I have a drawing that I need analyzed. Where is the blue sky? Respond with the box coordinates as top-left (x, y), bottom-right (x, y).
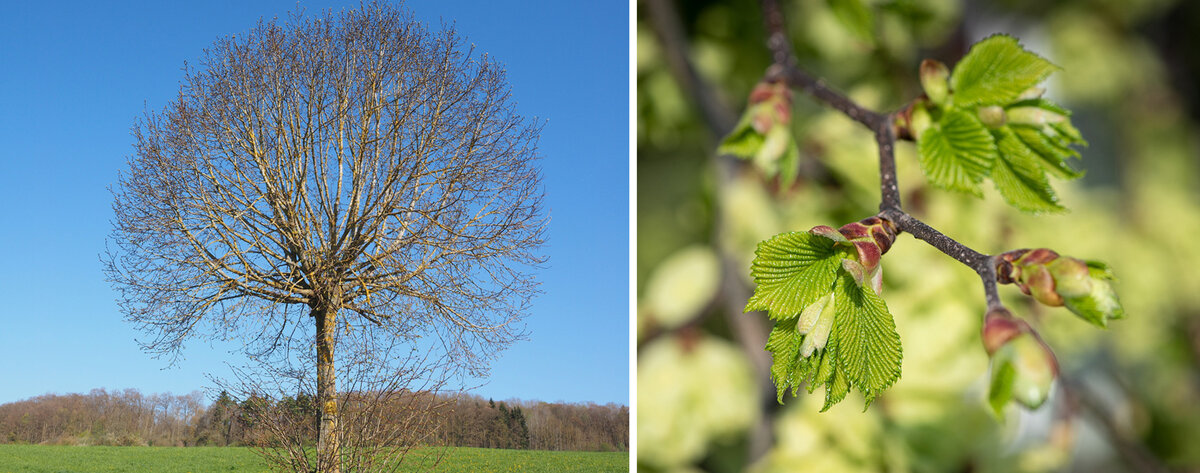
top-left (0, 1), bottom-right (627, 406)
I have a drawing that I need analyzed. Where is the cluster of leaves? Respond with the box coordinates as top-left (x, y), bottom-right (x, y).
top-left (910, 34), bottom-right (1087, 213)
top-left (735, 35), bottom-right (1117, 413)
top-left (746, 229), bottom-right (901, 410)
top-left (718, 80), bottom-right (801, 188)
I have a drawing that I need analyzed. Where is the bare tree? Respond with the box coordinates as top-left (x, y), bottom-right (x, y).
top-left (105, 3), bottom-right (545, 471)
top-left (217, 320), bottom-right (457, 472)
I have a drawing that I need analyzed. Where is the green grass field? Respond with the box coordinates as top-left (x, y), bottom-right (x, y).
top-left (0, 444), bottom-right (628, 473)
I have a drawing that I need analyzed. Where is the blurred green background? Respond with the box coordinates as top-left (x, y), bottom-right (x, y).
top-left (636, 0), bottom-right (1200, 471)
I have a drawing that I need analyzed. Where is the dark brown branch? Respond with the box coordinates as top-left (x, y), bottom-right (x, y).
top-left (778, 68), bottom-right (886, 130)
top-left (878, 209), bottom-right (1002, 310)
top-left (760, 0), bottom-right (884, 129)
top-left (760, 0), bottom-right (896, 206)
top-left (875, 119), bottom-right (902, 211)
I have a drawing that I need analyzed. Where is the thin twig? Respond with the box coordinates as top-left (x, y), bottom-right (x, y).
top-left (759, 0), bottom-right (884, 129)
top-left (878, 209), bottom-right (1001, 309)
top-left (875, 118), bottom-right (902, 211)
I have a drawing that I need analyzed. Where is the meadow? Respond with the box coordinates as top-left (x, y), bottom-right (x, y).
top-left (0, 444), bottom-right (629, 473)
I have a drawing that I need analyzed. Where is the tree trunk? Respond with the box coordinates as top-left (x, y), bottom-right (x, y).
top-left (315, 305), bottom-right (340, 473)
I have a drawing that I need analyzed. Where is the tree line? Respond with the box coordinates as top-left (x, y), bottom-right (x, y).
top-left (0, 389), bottom-right (627, 452)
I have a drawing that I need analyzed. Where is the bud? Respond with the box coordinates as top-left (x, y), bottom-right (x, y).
top-left (919, 59), bottom-right (950, 106)
top-left (1017, 86), bottom-right (1045, 101)
top-left (747, 80), bottom-right (793, 134)
top-left (981, 307), bottom-right (1023, 355)
top-left (718, 78), bottom-right (797, 181)
top-left (799, 292), bottom-right (836, 357)
top-left (833, 217), bottom-right (898, 294)
top-left (978, 105), bottom-right (1006, 129)
top-left (808, 225), bottom-right (847, 243)
top-left (1001, 330), bottom-right (1059, 409)
top-left (910, 102), bottom-right (932, 139)
top-left (837, 216), bottom-right (898, 271)
top-left (998, 249), bottom-right (1125, 327)
top-left (755, 125), bottom-right (791, 169)
top-left (797, 292), bottom-right (832, 335)
top-left (806, 219), bottom-right (899, 294)
top-left (982, 307), bottom-right (1059, 414)
top-left (1006, 106), bottom-right (1065, 126)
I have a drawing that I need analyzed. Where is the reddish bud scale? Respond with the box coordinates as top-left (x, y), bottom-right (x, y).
top-left (981, 307), bottom-right (1025, 355)
top-left (1024, 264), bottom-right (1062, 306)
top-left (747, 80), bottom-right (793, 135)
top-left (997, 248), bottom-right (1029, 264)
top-left (982, 308), bottom-right (1060, 373)
top-left (999, 248), bottom-right (1096, 307)
top-left (838, 222), bottom-right (871, 240)
top-left (1017, 248), bottom-right (1060, 266)
top-left (838, 217), bottom-right (898, 251)
top-left (831, 217), bottom-right (900, 273)
top-left (865, 217), bottom-right (898, 254)
top-left (851, 241), bottom-right (882, 271)
top-left (996, 259), bottom-right (1017, 285)
top-left (774, 100), bottom-right (792, 125)
top-left (808, 225), bottom-right (846, 242)
top-left (747, 82), bottom-right (776, 104)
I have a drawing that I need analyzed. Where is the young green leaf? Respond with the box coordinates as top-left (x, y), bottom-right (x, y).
top-left (832, 272), bottom-right (903, 407)
top-left (991, 128), bottom-right (1066, 213)
top-left (745, 231), bottom-right (844, 320)
top-left (1012, 127), bottom-right (1084, 180)
top-left (765, 315), bottom-right (840, 403)
top-left (758, 266), bottom-right (902, 410)
top-left (987, 359), bottom-right (1017, 417)
top-left (917, 109), bottom-right (998, 195)
top-left (822, 363), bottom-right (851, 412)
top-left (1062, 261), bottom-right (1125, 327)
top-left (765, 318), bottom-right (804, 401)
top-left (719, 79), bottom-right (800, 188)
top-left (776, 134), bottom-right (801, 189)
top-left (950, 35), bottom-right (1058, 107)
top-left (752, 227), bottom-right (903, 410)
top-left (717, 114), bottom-right (767, 158)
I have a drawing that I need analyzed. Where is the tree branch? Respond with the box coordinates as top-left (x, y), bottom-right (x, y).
top-left (752, 3), bottom-right (1174, 470)
top-left (759, 0), bottom-right (884, 129)
top-left (878, 209), bottom-right (1002, 309)
top-left (759, 0), bottom-right (999, 311)
top-left (875, 120), bottom-right (902, 211)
